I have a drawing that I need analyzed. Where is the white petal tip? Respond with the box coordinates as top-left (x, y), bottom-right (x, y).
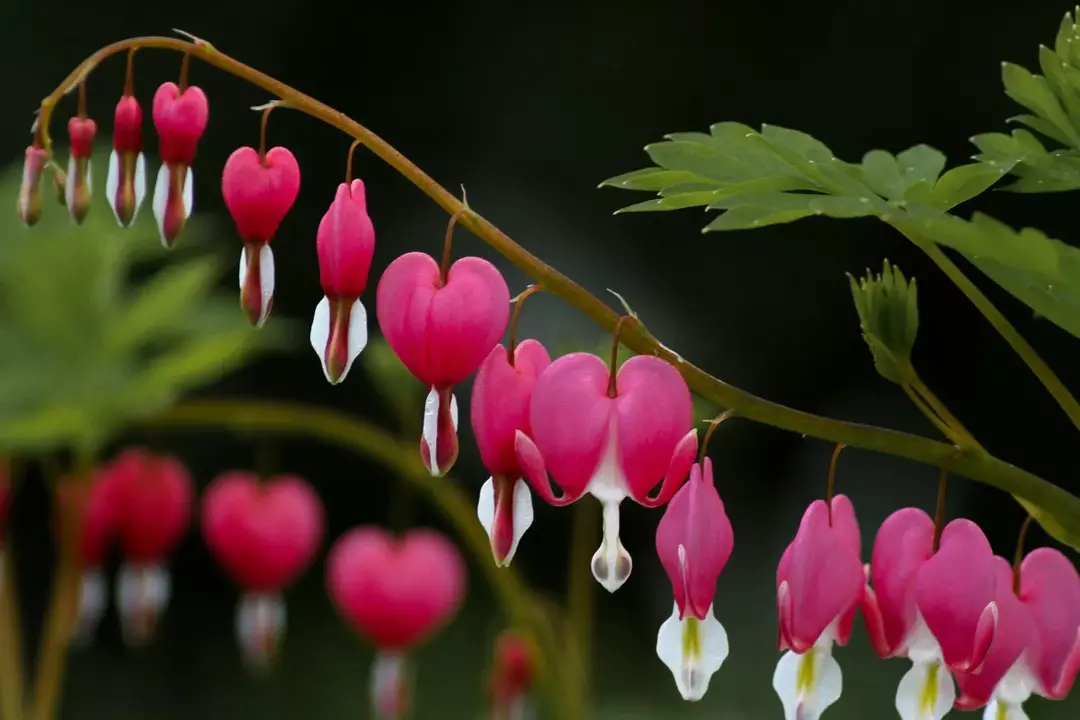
top-left (236, 593), bottom-right (285, 669)
top-left (657, 603), bottom-right (729, 702)
top-left (478, 477), bottom-right (535, 567)
top-left (895, 661), bottom-right (956, 720)
top-left (116, 563), bottom-right (171, 647)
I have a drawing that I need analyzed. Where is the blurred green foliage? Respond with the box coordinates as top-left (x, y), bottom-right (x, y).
top-left (0, 148), bottom-right (289, 456)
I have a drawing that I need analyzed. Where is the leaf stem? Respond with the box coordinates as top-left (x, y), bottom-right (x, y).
top-left (563, 500), bottom-right (597, 719)
top-left (145, 399), bottom-right (581, 719)
top-left (35, 37), bottom-right (1080, 532)
top-left (0, 543), bottom-right (24, 720)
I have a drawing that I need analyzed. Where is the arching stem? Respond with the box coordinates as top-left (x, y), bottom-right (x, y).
top-left (607, 316), bottom-right (638, 398)
top-left (508, 285), bottom-right (544, 366)
top-left (440, 209), bottom-right (467, 286)
top-left (1012, 514), bottom-right (1034, 594)
top-left (825, 443), bottom-right (846, 525)
top-left (931, 467), bottom-right (949, 553)
top-left (345, 139), bottom-right (363, 183)
top-left (699, 409), bottom-right (736, 463)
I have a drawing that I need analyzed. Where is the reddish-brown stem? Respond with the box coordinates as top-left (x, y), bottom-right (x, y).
top-left (825, 443), bottom-right (846, 524)
top-left (178, 51), bottom-right (191, 92)
top-left (345, 139), bottom-right (363, 183)
top-left (508, 285), bottom-right (544, 366)
top-left (30, 36), bottom-right (1080, 532)
top-left (258, 103), bottom-right (277, 165)
top-left (607, 316), bottom-right (637, 398)
top-left (440, 209), bottom-right (466, 285)
top-left (1012, 514), bottom-right (1034, 594)
top-left (76, 79), bottom-right (86, 120)
top-left (122, 48), bottom-right (137, 96)
top-left (699, 409), bottom-right (736, 463)
top-left (931, 467), bottom-right (949, 553)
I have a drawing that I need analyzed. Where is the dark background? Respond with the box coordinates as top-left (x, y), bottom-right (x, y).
top-left (4, 0), bottom-right (1080, 717)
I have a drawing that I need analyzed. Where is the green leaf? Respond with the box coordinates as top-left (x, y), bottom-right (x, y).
top-left (930, 163), bottom-right (1011, 210)
top-left (702, 201), bottom-right (816, 232)
top-left (895, 145), bottom-right (947, 188)
top-left (1016, 496), bottom-right (1080, 552)
top-left (1002, 61), bottom-right (1080, 148)
top-left (1010, 114), bottom-right (1074, 146)
top-left (1039, 45), bottom-right (1080, 124)
top-left (860, 150), bottom-right (906, 200)
top-left (598, 168), bottom-right (718, 191)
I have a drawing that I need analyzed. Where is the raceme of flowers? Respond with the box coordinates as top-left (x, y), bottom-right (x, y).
top-left (15, 48), bottom-right (1080, 720)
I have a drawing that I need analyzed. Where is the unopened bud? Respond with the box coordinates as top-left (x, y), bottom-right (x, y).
top-left (66, 117), bottom-right (97, 224)
top-left (17, 145), bottom-right (49, 227)
top-left (51, 165), bottom-right (68, 207)
top-left (848, 259), bottom-right (919, 384)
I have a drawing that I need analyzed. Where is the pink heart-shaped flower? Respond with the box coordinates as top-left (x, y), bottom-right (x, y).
top-left (317, 179), bottom-right (375, 299)
top-left (327, 526), bottom-right (466, 650)
top-left (103, 448), bottom-right (193, 565)
top-left (152, 82), bottom-right (209, 166)
top-left (221, 146), bottom-right (301, 244)
top-left (201, 471), bottom-right (324, 593)
top-left (1018, 547), bottom-right (1080, 699)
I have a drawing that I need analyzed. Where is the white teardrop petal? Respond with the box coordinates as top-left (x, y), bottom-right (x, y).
top-left (895, 660), bottom-right (955, 720)
top-left (255, 244), bottom-right (274, 327)
top-left (106, 150), bottom-right (121, 226)
top-left (505, 478), bottom-right (534, 565)
top-left (182, 166), bottom-right (194, 218)
top-left (371, 651), bottom-right (409, 720)
top-left (422, 387), bottom-right (440, 476)
top-left (236, 593), bottom-right (285, 668)
top-left (238, 246), bottom-right (248, 290)
top-left (983, 700), bottom-right (1028, 720)
top-left (151, 164), bottom-right (169, 247)
top-left (449, 392), bottom-right (459, 430)
top-left (132, 152), bottom-right (147, 222)
top-left (590, 498), bottom-right (631, 593)
top-left (772, 645), bottom-right (844, 720)
top-left (656, 602), bottom-right (729, 701)
top-left (309, 296), bottom-right (332, 382)
top-left (116, 563), bottom-right (171, 647)
top-left (340, 297), bottom-right (368, 381)
top-left (72, 568), bottom-right (108, 647)
top-left (86, 159), bottom-right (93, 197)
top-left (64, 154), bottom-right (76, 217)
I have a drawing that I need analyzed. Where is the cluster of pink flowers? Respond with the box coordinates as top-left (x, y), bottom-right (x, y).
top-left (15, 45), bottom-right (1080, 720)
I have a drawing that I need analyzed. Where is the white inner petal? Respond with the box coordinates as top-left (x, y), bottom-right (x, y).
top-left (895, 659), bottom-right (955, 720)
top-left (106, 150), bottom-right (121, 226)
top-left (151, 163), bottom-right (169, 247)
top-left (72, 568), bottom-right (108, 647)
top-left (116, 563), bottom-right (171, 647)
top-left (182, 166), bottom-right (194, 218)
top-left (239, 246), bottom-right (248, 290)
top-left (656, 601), bottom-right (729, 702)
top-left (772, 636), bottom-right (843, 720)
top-left (236, 593), bottom-right (285, 668)
top-left (309, 296), bottom-right (332, 382)
top-left (422, 386), bottom-right (440, 476)
top-left (371, 651), bottom-right (409, 720)
top-left (586, 421), bottom-right (631, 593)
top-left (339, 297), bottom-right (368, 381)
top-left (983, 699), bottom-right (1029, 720)
top-left (477, 477), bottom-right (535, 567)
top-left (256, 244), bottom-right (275, 327)
top-left (133, 152), bottom-right (147, 223)
top-left (449, 392), bottom-right (459, 430)
top-left (905, 611), bottom-right (945, 665)
top-left (64, 154), bottom-right (76, 215)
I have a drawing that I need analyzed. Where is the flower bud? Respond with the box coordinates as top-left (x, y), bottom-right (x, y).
top-left (848, 260), bottom-right (918, 384)
top-left (65, 116), bottom-right (98, 223)
top-left (17, 144), bottom-right (48, 227)
top-left (106, 95), bottom-right (147, 228)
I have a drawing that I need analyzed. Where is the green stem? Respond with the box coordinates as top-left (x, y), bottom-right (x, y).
top-left (0, 547), bottom-right (24, 720)
top-left (897, 226), bottom-right (1080, 433)
top-left (563, 500), bottom-right (598, 719)
top-left (901, 383), bottom-right (966, 447)
top-left (145, 399), bottom-right (579, 719)
top-left (36, 38), bottom-right (1080, 530)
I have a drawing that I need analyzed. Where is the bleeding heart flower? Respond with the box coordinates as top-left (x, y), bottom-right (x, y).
top-left (376, 251), bottom-right (510, 476)
top-left (514, 352), bottom-right (697, 592)
top-left (472, 339), bottom-right (551, 566)
top-left (201, 471), bottom-right (324, 668)
top-left (65, 115), bottom-right (97, 223)
top-left (954, 556), bottom-right (1036, 718)
top-left (106, 94), bottom-right (147, 228)
top-left (327, 526), bottom-right (466, 720)
top-left (55, 472), bottom-right (119, 646)
top-left (862, 511), bottom-right (999, 720)
top-left (17, 143), bottom-right (48, 227)
top-left (103, 448), bottom-right (193, 647)
top-left (310, 179), bottom-right (375, 383)
top-left (1017, 547), bottom-right (1080, 702)
top-left (151, 81), bottom-right (208, 247)
top-left (489, 630), bottom-right (535, 720)
top-left (221, 144), bottom-right (301, 327)
top-left (771, 495), bottom-right (863, 720)
top-left (654, 458), bottom-right (734, 701)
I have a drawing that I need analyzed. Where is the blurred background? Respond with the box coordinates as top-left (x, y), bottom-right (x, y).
top-left (3, 0), bottom-right (1080, 717)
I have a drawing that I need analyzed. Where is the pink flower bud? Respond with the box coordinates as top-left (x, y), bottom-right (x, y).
top-left (310, 179), bottom-right (375, 383)
top-left (489, 631), bottom-right (535, 719)
top-left (201, 471), bottom-right (324, 668)
top-left (221, 146), bottom-right (301, 327)
top-left (151, 82), bottom-right (208, 247)
top-left (514, 352), bottom-right (697, 593)
top-left (102, 448), bottom-right (193, 647)
top-left (65, 116), bottom-right (97, 223)
top-left (106, 95), bottom-right (147, 228)
top-left (376, 252), bottom-right (510, 476)
top-left (471, 340), bottom-right (550, 566)
top-left (17, 144), bottom-right (48, 227)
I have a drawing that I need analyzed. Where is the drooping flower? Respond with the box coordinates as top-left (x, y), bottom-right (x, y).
top-left (55, 472), bottom-right (119, 646)
top-left (65, 114), bottom-right (97, 223)
top-left (221, 144), bottom-right (301, 326)
top-left (310, 179), bottom-right (375, 383)
top-left (953, 556), bottom-right (1036, 719)
top-left (327, 526), bottom-right (466, 720)
top-left (772, 495), bottom-right (863, 720)
top-left (201, 471), bottom-right (324, 668)
top-left (104, 448), bottom-right (193, 646)
top-left (151, 81), bottom-right (208, 247)
top-left (654, 458), bottom-right (734, 701)
top-left (1016, 548), bottom-right (1080, 702)
top-left (489, 630), bottom-right (535, 720)
top-left (376, 251), bottom-right (510, 476)
top-left (106, 94), bottom-right (147, 227)
top-left (514, 352), bottom-right (698, 592)
top-left (17, 142), bottom-right (48, 227)
top-left (862, 511), bottom-right (999, 720)
top-left (472, 339), bottom-right (551, 566)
